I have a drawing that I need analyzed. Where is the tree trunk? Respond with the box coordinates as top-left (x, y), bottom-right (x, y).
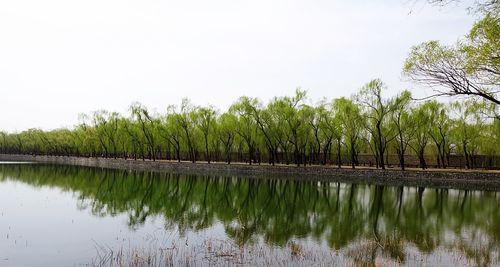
top-left (350, 142), bottom-right (356, 169)
top-left (463, 142), bottom-right (470, 169)
top-left (376, 122), bottom-right (385, 170)
top-left (205, 137), bottom-right (210, 164)
top-left (337, 139), bottom-right (342, 169)
top-left (418, 149), bottom-right (427, 169)
top-left (397, 148), bottom-right (405, 171)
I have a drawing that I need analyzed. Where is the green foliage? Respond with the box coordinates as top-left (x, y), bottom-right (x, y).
top-left (356, 79), bottom-right (399, 169)
top-left (390, 90), bottom-right (415, 170)
top-left (403, 5), bottom-right (499, 105)
top-left (0, 81), bottom-right (497, 169)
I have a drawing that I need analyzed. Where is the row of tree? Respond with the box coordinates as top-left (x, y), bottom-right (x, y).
top-left (1, 79), bottom-right (498, 170)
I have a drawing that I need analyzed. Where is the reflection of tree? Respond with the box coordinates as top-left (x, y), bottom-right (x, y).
top-left (0, 164), bottom-right (498, 264)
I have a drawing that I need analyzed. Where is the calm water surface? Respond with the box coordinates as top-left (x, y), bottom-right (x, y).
top-left (0, 163), bottom-right (498, 266)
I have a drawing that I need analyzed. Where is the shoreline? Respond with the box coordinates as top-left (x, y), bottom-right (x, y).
top-left (1, 154), bottom-right (499, 191)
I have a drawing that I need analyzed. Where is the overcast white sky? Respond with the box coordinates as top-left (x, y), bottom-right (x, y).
top-left (0, 0), bottom-right (475, 132)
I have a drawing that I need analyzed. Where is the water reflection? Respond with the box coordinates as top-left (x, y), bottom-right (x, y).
top-left (0, 164), bottom-right (498, 265)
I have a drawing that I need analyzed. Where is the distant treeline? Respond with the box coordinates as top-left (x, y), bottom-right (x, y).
top-left (1, 79), bottom-right (498, 170)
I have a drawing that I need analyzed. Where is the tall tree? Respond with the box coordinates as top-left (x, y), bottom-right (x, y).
top-left (230, 97), bottom-right (259, 165)
top-left (195, 106), bottom-right (217, 163)
top-left (390, 90), bottom-right (415, 170)
top-left (217, 113), bottom-right (238, 164)
top-left (130, 103), bottom-right (158, 161)
top-left (451, 99), bottom-right (487, 169)
top-left (356, 79), bottom-right (396, 169)
top-left (427, 101), bottom-right (452, 168)
top-left (408, 103), bottom-right (433, 169)
top-left (334, 97), bottom-right (363, 169)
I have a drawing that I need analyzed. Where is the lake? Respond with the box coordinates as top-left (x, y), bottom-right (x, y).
top-left (0, 163), bottom-right (498, 266)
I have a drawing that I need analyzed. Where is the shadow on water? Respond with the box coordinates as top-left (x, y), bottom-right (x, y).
top-left (0, 163), bottom-right (498, 266)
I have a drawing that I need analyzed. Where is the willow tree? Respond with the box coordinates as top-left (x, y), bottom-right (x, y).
top-left (162, 109), bottom-right (184, 162)
top-left (75, 114), bottom-right (98, 157)
top-left (130, 103), bottom-right (159, 161)
top-left (260, 105), bottom-right (282, 165)
top-left (195, 106), bottom-right (217, 163)
top-left (92, 111), bottom-right (110, 158)
top-left (0, 131), bottom-right (6, 153)
top-left (269, 89), bottom-right (310, 166)
top-left (173, 99), bottom-right (198, 163)
top-left (356, 79), bottom-right (397, 169)
top-left (317, 102), bottom-right (342, 166)
top-left (334, 97), bottom-right (363, 168)
top-left (235, 96), bottom-right (279, 165)
top-left (92, 110), bottom-right (121, 158)
top-left (22, 128), bottom-right (44, 155)
top-left (266, 98), bottom-right (293, 164)
top-left (403, 5), bottom-right (499, 106)
top-left (479, 116), bottom-right (500, 168)
top-left (122, 118), bottom-right (144, 160)
top-left (451, 100), bottom-right (488, 169)
top-left (230, 97), bottom-right (259, 165)
top-left (217, 112), bottom-right (238, 164)
top-left (426, 101), bottom-right (452, 168)
top-left (69, 127), bottom-right (85, 157)
top-left (390, 90), bottom-right (414, 170)
top-left (409, 102), bottom-right (434, 169)
top-left (305, 102), bottom-right (336, 166)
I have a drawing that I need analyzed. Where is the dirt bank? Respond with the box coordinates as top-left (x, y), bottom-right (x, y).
top-left (1, 154), bottom-right (499, 191)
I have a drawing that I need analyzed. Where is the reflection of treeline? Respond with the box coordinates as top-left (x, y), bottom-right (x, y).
top-left (0, 82), bottom-right (498, 170)
top-left (0, 164), bottom-right (498, 259)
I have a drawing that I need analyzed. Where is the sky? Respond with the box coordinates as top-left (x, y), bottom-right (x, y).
top-left (0, 0), bottom-right (476, 132)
